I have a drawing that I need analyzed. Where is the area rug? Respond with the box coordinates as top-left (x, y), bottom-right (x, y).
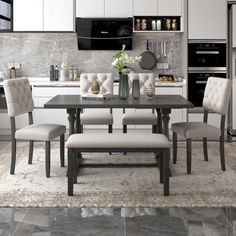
top-left (0, 141), bottom-right (236, 208)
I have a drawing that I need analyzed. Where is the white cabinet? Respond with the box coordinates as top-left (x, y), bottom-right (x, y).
top-left (13, 0), bottom-right (43, 31)
top-left (14, 0), bottom-right (74, 32)
top-left (44, 0), bottom-right (74, 31)
top-left (157, 0), bottom-right (182, 16)
top-left (188, 0), bottom-right (227, 39)
top-left (105, 0), bottom-right (133, 17)
top-left (133, 0), bottom-right (157, 16)
top-left (233, 5), bottom-right (236, 48)
top-left (76, 0), bottom-right (104, 17)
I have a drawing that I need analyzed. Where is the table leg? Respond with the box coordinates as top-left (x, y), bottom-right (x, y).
top-left (75, 108), bottom-right (82, 134)
top-left (156, 108), bottom-right (163, 134)
top-left (67, 108), bottom-right (76, 136)
top-left (162, 108), bottom-right (171, 139)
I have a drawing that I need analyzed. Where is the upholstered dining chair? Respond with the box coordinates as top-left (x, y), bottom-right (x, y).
top-left (172, 77), bottom-right (232, 174)
top-left (122, 73), bottom-right (158, 134)
top-left (3, 78), bottom-right (66, 177)
top-left (80, 73), bottom-right (114, 133)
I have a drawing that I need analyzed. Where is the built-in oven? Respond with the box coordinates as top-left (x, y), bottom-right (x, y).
top-left (188, 71), bottom-right (227, 107)
top-left (188, 41), bottom-right (226, 69)
top-left (188, 40), bottom-right (227, 108)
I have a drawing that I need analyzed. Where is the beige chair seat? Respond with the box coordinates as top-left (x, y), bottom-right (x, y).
top-left (66, 133), bottom-right (170, 149)
top-left (172, 122), bottom-right (221, 139)
top-left (122, 112), bottom-right (157, 125)
top-left (15, 124), bottom-right (66, 141)
top-left (81, 112), bottom-right (113, 125)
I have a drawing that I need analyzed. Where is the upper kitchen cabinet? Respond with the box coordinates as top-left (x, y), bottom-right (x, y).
top-left (44, 0), bottom-right (74, 31)
top-left (233, 5), bottom-right (236, 48)
top-left (157, 0), bottom-right (182, 16)
top-left (188, 0), bottom-right (227, 40)
top-left (104, 0), bottom-right (133, 17)
top-left (133, 0), bottom-right (158, 16)
top-left (76, 0), bottom-right (104, 17)
top-left (13, 0), bottom-right (74, 32)
top-left (133, 0), bottom-right (182, 16)
top-left (13, 0), bottom-right (43, 31)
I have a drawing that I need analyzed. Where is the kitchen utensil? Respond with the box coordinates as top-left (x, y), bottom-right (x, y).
top-left (139, 40), bottom-right (158, 70)
top-left (162, 41), bottom-right (167, 57)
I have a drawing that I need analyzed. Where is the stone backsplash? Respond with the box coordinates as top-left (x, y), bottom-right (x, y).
top-left (0, 33), bottom-right (182, 79)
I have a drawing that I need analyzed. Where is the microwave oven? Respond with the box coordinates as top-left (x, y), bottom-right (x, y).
top-left (76, 18), bottom-right (133, 50)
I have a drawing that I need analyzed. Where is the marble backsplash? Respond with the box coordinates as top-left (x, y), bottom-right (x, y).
top-left (0, 33), bottom-right (182, 79)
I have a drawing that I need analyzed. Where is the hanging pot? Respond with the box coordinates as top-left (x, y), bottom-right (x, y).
top-left (139, 40), bottom-right (158, 70)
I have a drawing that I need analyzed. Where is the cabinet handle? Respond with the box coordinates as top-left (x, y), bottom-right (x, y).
top-left (235, 59), bottom-right (236, 76)
top-left (196, 51), bottom-right (219, 55)
top-left (196, 81), bottom-right (207, 84)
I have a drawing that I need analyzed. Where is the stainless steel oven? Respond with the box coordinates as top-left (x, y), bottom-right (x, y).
top-left (188, 40), bottom-right (227, 108)
top-left (188, 41), bottom-right (226, 69)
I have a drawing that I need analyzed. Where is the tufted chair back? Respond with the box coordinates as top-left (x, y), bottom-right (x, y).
top-left (80, 73), bottom-right (114, 95)
top-left (203, 77), bottom-right (232, 115)
top-left (3, 78), bottom-right (34, 117)
top-left (128, 73), bottom-right (154, 95)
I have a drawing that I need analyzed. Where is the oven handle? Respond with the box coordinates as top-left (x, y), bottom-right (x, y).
top-left (196, 51), bottom-right (220, 55)
top-left (196, 81), bottom-right (207, 84)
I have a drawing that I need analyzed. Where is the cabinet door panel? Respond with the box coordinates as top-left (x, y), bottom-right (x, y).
top-left (76, 0), bottom-right (104, 17)
top-left (233, 5), bottom-right (236, 48)
top-left (188, 0), bottom-right (227, 39)
top-left (44, 0), bottom-right (74, 31)
top-left (13, 0), bottom-right (43, 31)
top-left (105, 0), bottom-right (133, 17)
top-left (133, 0), bottom-right (157, 16)
top-left (157, 0), bottom-right (182, 16)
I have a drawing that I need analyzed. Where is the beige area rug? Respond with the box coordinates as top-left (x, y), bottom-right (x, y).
top-left (0, 141), bottom-right (236, 207)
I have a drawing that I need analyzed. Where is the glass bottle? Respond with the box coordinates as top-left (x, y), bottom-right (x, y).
top-left (156, 20), bottom-right (162, 31)
top-left (165, 19), bottom-right (171, 30)
top-left (141, 19), bottom-right (147, 30)
top-left (172, 19), bottom-right (177, 30)
top-left (135, 19), bottom-right (141, 30)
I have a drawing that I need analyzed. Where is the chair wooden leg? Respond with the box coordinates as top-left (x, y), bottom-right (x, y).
top-left (60, 135), bottom-right (65, 167)
top-left (159, 151), bottom-right (163, 184)
top-left (163, 149), bottom-right (170, 196)
top-left (123, 125), bottom-right (127, 155)
top-left (45, 141), bottom-right (50, 178)
top-left (173, 132), bottom-right (177, 164)
top-left (108, 125), bottom-right (112, 155)
top-left (68, 148), bottom-right (74, 196)
top-left (187, 139), bottom-right (192, 174)
top-left (203, 138), bottom-right (208, 162)
top-left (220, 137), bottom-right (226, 171)
top-left (152, 125), bottom-right (157, 133)
top-left (28, 141), bottom-right (34, 164)
top-left (10, 139), bottom-right (16, 175)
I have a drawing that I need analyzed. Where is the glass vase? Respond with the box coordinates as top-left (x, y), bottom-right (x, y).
top-left (118, 74), bottom-right (129, 99)
top-left (132, 79), bottom-right (140, 99)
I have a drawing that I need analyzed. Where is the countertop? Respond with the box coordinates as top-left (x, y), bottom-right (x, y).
top-left (0, 77), bottom-right (186, 87)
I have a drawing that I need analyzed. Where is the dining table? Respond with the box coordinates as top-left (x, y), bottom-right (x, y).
top-left (44, 94), bottom-right (194, 138)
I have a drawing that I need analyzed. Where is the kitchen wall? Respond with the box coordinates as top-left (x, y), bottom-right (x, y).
top-left (0, 33), bottom-right (182, 79)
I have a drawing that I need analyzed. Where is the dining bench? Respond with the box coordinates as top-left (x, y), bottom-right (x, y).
top-left (66, 133), bottom-right (171, 196)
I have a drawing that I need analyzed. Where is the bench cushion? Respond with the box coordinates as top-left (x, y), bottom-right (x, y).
top-left (66, 133), bottom-right (170, 149)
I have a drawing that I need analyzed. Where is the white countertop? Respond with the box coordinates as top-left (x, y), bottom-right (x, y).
top-left (0, 77), bottom-right (186, 87)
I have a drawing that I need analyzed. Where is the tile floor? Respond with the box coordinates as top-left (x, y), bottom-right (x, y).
top-left (0, 207), bottom-right (236, 236)
top-left (0, 141), bottom-right (236, 235)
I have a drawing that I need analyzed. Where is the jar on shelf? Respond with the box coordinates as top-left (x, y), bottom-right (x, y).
top-left (172, 19), bottom-right (178, 30)
top-left (151, 20), bottom-right (156, 31)
top-left (135, 19), bottom-right (141, 31)
top-left (156, 20), bottom-right (162, 31)
top-left (165, 19), bottom-right (171, 30)
top-left (141, 19), bottom-right (147, 30)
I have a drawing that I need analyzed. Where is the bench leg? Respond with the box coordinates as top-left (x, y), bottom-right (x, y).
top-left (68, 148), bottom-right (74, 196)
top-left (123, 125), bottom-right (127, 155)
top-left (45, 141), bottom-right (50, 178)
top-left (163, 149), bottom-right (170, 196)
top-left (60, 134), bottom-right (65, 167)
top-left (108, 125), bottom-right (112, 155)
